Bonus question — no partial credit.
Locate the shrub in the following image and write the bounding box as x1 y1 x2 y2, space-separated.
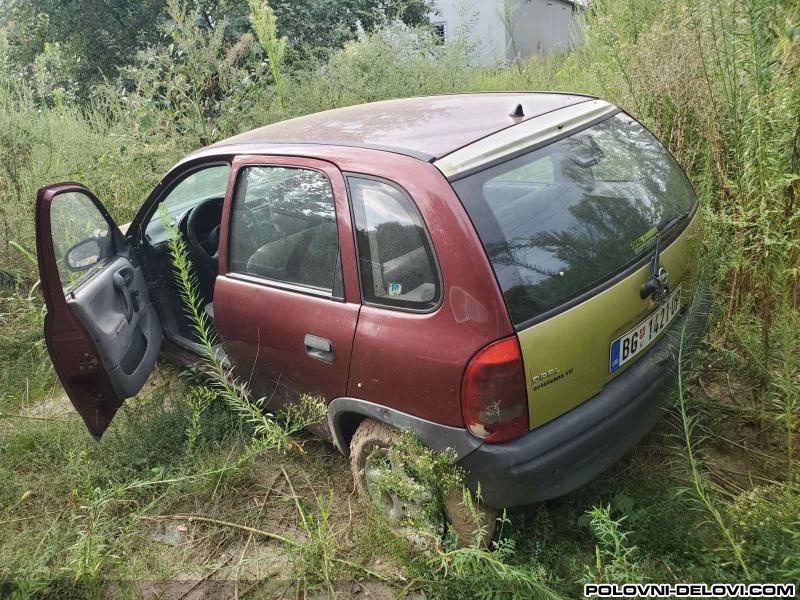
727 483 800 581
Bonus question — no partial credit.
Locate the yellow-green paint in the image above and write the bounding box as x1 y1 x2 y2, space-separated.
519 208 703 429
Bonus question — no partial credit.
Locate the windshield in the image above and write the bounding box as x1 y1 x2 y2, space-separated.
452 112 697 327
144 164 230 245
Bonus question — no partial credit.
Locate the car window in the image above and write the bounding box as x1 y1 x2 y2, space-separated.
50 191 114 293
348 177 440 311
492 156 554 184
229 166 339 294
452 112 698 326
145 164 230 242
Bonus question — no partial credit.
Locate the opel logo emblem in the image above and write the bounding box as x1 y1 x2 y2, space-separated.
657 267 669 287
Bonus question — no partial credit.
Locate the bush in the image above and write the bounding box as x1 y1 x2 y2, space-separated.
727 483 800 581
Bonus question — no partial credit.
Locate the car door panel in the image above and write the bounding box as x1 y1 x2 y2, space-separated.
214 155 361 412
66 256 161 398
214 276 358 408
36 183 162 438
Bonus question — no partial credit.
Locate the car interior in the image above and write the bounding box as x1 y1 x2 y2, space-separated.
139 166 229 354
227 167 340 294
347 177 439 309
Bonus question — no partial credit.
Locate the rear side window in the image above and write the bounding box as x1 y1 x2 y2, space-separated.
229 166 339 294
348 177 440 311
452 112 697 326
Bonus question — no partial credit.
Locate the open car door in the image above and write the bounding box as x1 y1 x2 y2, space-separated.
36 183 163 438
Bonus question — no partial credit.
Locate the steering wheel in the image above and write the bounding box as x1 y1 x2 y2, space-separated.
186 197 224 265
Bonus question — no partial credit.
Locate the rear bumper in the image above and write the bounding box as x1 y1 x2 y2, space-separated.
457 285 711 509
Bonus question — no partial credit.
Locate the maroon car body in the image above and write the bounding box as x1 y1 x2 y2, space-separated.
208 152 512 428
36 93 708 509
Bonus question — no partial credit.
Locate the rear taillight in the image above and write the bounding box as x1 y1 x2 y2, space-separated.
461 336 529 443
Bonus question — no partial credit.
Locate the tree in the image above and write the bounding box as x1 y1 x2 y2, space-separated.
0 0 432 97
193 0 433 62
281 0 432 60
2 0 167 95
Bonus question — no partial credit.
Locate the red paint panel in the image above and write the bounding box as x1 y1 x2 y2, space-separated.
204 145 513 428
214 155 360 410
214 276 359 408
208 93 590 159
35 184 123 438
345 159 514 427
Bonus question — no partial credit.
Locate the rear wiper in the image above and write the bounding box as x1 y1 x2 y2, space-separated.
639 210 691 302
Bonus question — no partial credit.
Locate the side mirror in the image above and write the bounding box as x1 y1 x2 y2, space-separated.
65 237 104 272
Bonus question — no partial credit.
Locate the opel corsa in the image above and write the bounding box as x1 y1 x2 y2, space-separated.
36 93 709 536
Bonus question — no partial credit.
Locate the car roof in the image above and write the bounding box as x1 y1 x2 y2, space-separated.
207 92 596 161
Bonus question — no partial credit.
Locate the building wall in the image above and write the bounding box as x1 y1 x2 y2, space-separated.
430 0 507 65
510 0 583 60
429 0 583 66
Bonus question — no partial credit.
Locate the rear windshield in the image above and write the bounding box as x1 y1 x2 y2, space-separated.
452 112 697 327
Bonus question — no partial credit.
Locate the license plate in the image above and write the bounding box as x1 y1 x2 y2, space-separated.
609 285 682 373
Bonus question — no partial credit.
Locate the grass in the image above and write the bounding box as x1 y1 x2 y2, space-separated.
0 0 798 596
0 346 794 596
0 293 57 415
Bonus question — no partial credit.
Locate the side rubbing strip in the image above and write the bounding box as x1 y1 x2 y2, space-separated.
434 100 619 179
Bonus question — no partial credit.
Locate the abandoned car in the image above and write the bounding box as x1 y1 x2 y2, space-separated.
36 92 708 532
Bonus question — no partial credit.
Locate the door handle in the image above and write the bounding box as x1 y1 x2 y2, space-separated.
112 267 135 323
304 334 333 363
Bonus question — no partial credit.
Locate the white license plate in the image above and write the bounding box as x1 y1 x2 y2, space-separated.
609 285 682 373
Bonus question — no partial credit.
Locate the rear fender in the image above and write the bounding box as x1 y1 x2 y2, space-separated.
327 397 481 460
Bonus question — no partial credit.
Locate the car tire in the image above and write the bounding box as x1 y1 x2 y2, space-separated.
443 488 497 548
349 418 497 546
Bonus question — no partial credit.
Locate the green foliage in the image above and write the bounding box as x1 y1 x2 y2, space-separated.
0 0 432 97
119 0 261 147
365 433 561 598
674 295 751 577
247 0 433 63
0 293 55 413
727 482 800 580
31 41 75 105
0 83 176 280
285 22 475 111
282 473 342 595
422 534 561 600
581 505 645 584
371 433 461 530
2 0 166 99
248 0 287 103
182 385 216 453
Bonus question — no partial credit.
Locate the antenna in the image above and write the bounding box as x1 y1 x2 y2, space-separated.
509 103 525 118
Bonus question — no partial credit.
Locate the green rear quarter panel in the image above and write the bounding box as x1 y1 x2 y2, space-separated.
519 208 702 429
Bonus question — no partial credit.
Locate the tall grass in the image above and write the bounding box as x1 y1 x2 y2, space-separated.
0 0 798 591
577 0 799 580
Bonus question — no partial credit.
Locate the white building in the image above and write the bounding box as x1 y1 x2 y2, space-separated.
430 0 586 65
